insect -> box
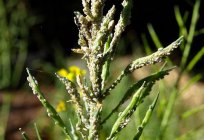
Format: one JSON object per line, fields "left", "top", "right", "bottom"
{"left": 158, "top": 48, "right": 163, "bottom": 51}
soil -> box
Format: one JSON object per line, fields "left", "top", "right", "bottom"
{"left": 0, "top": 86, "right": 54, "bottom": 140}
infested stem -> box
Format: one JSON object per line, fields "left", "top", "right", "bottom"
{"left": 26, "top": 0, "right": 183, "bottom": 139}
{"left": 103, "top": 36, "right": 183, "bottom": 98}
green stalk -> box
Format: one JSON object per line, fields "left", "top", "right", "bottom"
{"left": 12, "top": 43, "right": 28, "bottom": 87}
{"left": 186, "top": 46, "right": 204, "bottom": 72}
{"left": 0, "top": 0, "right": 11, "bottom": 89}
{"left": 180, "top": 0, "right": 200, "bottom": 70}
{"left": 157, "top": 88, "right": 178, "bottom": 140}
{"left": 19, "top": 128, "right": 30, "bottom": 140}
{"left": 107, "top": 83, "right": 145, "bottom": 140}
{"left": 26, "top": 68, "right": 72, "bottom": 140}
{"left": 181, "top": 104, "right": 204, "bottom": 119}
{"left": 0, "top": 94, "right": 11, "bottom": 140}
{"left": 133, "top": 93, "right": 159, "bottom": 140}
{"left": 101, "top": 35, "right": 112, "bottom": 90}
{"left": 174, "top": 6, "right": 188, "bottom": 38}
{"left": 147, "top": 24, "right": 163, "bottom": 49}
{"left": 34, "top": 123, "right": 42, "bottom": 140}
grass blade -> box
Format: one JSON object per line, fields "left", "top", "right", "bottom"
{"left": 147, "top": 24, "right": 174, "bottom": 65}
{"left": 186, "top": 46, "right": 204, "bottom": 72}
{"left": 34, "top": 123, "right": 42, "bottom": 140}
{"left": 69, "top": 119, "right": 79, "bottom": 140}
{"left": 141, "top": 33, "right": 152, "bottom": 55}
{"left": 19, "top": 128, "right": 30, "bottom": 140}
{"left": 180, "top": 0, "right": 200, "bottom": 69}
{"left": 147, "top": 24, "right": 163, "bottom": 49}
{"left": 175, "top": 122, "right": 204, "bottom": 140}
{"left": 133, "top": 93, "right": 159, "bottom": 140}
{"left": 101, "top": 67, "right": 174, "bottom": 124}
{"left": 180, "top": 74, "right": 202, "bottom": 94}
{"left": 174, "top": 6, "right": 188, "bottom": 38}
{"left": 26, "top": 68, "right": 72, "bottom": 140}
{"left": 0, "top": 94, "right": 11, "bottom": 140}
{"left": 107, "top": 83, "right": 146, "bottom": 140}
{"left": 194, "top": 28, "right": 204, "bottom": 36}
{"left": 181, "top": 104, "right": 204, "bottom": 119}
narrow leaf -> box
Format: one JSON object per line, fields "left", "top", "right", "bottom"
{"left": 147, "top": 24, "right": 174, "bottom": 65}
{"left": 102, "top": 67, "right": 174, "bottom": 124}
{"left": 26, "top": 68, "right": 72, "bottom": 140}
{"left": 34, "top": 123, "right": 42, "bottom": 140}
{"left": 0, "top": 94, "right": 11, "bottom": 140}
{"left": 107, "top": 83, "right": 146, "bottom": 140}
{"left": 158, "top": 88, "right": 177, "bottom": 139}
{"left": 133, "top": 93, "right": 159, "bottom": 140}
{"left": 186, "top": 47, "right": 204, "bottom": 72}
{"left": 180, "top": 0, "right": 200, "bottom": 69}
{"left": 180, "top": 74, "right": 202, "bottom": 94}
{"left": 103, "top": 37, "right": 182, "bottom": 98}
{"left": 195, "top": 28, "right": 204, "bottom": 36}
{"left": 56, "top": 73, "right": 89, "bottom": 134}
{"left": 181, "top": 104, "right": 204, "bottom": 119}
{"left": 147, "top": 24, "right": 163, "bottom": 49}
{"left": 69, "top": 119, "right": 79, "bottom": 140}
{"left": 102, "top": 35, "right": 112, "bottom": 90}
{"left": 141, "top": 33, "right": 152, "bottom": 55}
{"left": 19, "top": 128, "right": 30, "bottom": 140}
{"left": 174, "top": 6, "right": 188, "bottom": 38}
{"left": 175, "top": 122, "right": 204, "bottom": 140}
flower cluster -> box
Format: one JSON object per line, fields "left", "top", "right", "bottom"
{"left": 57, "top": 66, "right": 86, "bottom": 82}
{"left": 56, "top": 100, "right": 66, "bottom": 112}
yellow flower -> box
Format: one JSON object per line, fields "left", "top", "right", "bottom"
{"left": 56, "top": 101, "right": 66, "bottom": 112}
{"left": 57, "top": 68, "right": 69, "bottom": 78}
{"left": 67, "top": 73, "right": 75, "bottom": 81}
{"left": 57, "top": 68, "right": 74, "bottom": 81}
{"left": 57, "top": 66, "right": 86, "bottom": 82}
{"left": 68, "top": 66, "right": 86, "bottom": 76}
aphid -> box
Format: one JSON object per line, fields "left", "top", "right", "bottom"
{"left": 158, "top": 48, "right": 163, "bottom": 51}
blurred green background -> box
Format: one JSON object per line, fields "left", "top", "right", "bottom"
{"left": 0, "top": 0, "right": 204, "bottom": 140}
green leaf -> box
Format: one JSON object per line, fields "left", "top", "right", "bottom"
{"left": 186, "top": 47, "right": 204, "bottom": 72}
{"left": 101, "top": 67, "right": 174, "bottom": 124}
{"left": 19, "top": 128, "right": 30, "bottom": 140}
{"left": 133, "top": 93, "right": 159, "bottom": 140}
{"left": 181, "top": 104, "right": 204, "bottom": 119}
{"left": 34, "top": 123, "right": 42, "bottom": 140}
{"left": 158, "top": 88, "right": 177, "bottom": 140}
{"left": 0, "top": 94, "right": 11, "bottom": 140}
{"left": 194, "top": 28, "right": 204, "bottom": 36}
{"left": 180, "top": 0, "right": 200, "bottom": 69}
{"left": 180, "top": 74, "right": 202, "bottom": 94}
{"left": 174, "top": 6, "right": 188, "bottom": 38}
{"left": 147, "top": 24, "right": 163, "bottom": 49}
{"left": 107, "top": 83, "right": 146, "bottom": 140}
{"left": 103, "top": 37, "right": 182, "bottom": 98}
{"left": 175, "top": 122, "right": 204, "bottom": 140}
{"left": 102, "top": 35, "right": 112, "bottom": 90}
{"left": 26, "top": 68, "right": 72, "bottom": 140}
{"left": 141, "top": 33, "right": 152, "bottom": 55}
{"left": 69, "top": 119, "right": 79, "bottom": 140}
{"left": 147, "top": 24, "right": 175, "bottom": 65}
